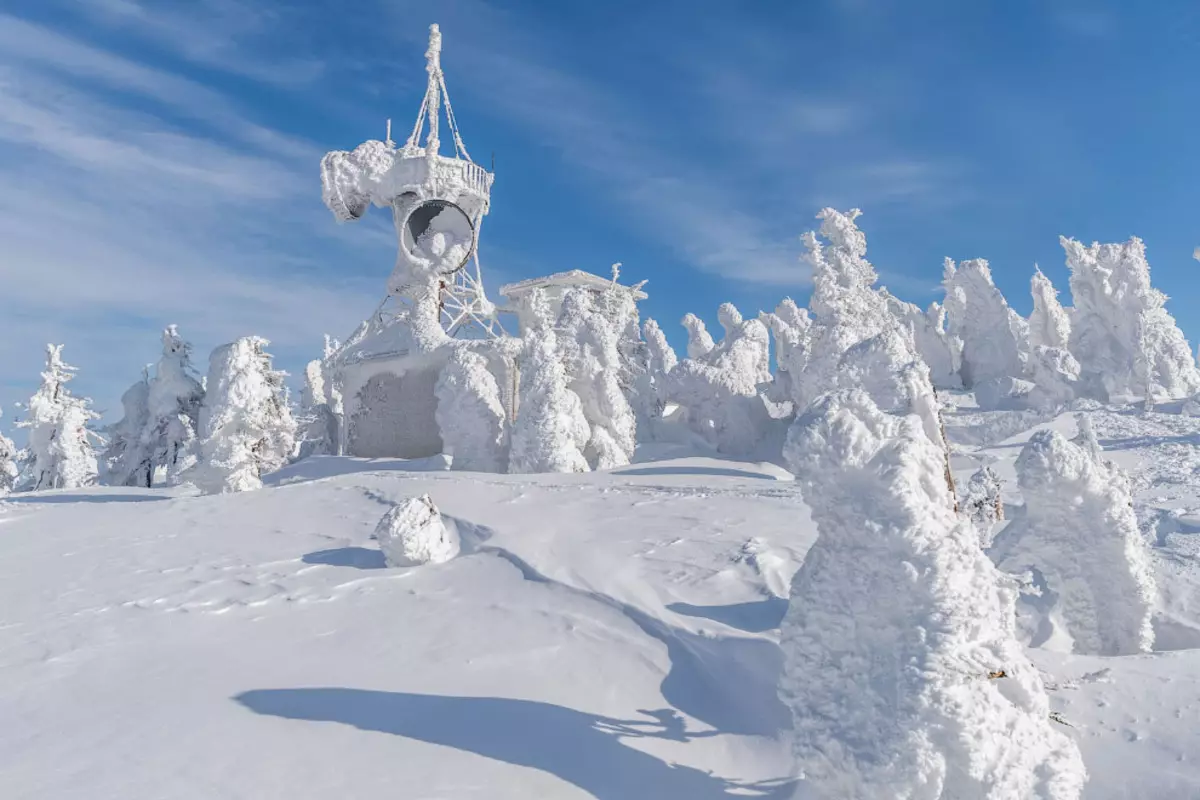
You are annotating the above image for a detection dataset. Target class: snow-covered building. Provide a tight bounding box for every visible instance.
[499,269,648,336]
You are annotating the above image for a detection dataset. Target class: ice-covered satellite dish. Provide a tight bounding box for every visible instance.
[400,199,475,275]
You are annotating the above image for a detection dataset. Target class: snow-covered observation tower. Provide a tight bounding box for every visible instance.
[320,23,498,338]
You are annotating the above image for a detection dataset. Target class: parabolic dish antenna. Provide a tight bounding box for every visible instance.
[400,199,476,276]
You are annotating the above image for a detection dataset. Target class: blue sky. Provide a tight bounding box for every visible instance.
[2,0,1200,431]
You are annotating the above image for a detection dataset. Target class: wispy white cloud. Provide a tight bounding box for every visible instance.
[1052,8,1118,39]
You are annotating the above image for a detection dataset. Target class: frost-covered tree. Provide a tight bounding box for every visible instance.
[681,313,715,361]
[1029,267,1071,351]
[886,297,959,389]
[435,348,508,472]
[964,466,1005,546]
[1062,236,1200,401]
[296,354,338,460]
[100,326,205,487]
[509,322,589,474]
[781,390,1086,799]
[0,410,18,496]
[761,298,812,403]
[19,345,101,491]
[942,258,1029,389]
[144,326,205,485]
[636,318,677,434]
[663,302,773,455]
[185,337,296,494]
[100,369,152,487]
[996,430,1156,656]
[792,209,899,410]
[556,290,636,469]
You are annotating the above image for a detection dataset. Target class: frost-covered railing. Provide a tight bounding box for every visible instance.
[321,143,493,223]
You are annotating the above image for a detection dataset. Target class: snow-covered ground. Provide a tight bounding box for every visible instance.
[3,409,1200,798]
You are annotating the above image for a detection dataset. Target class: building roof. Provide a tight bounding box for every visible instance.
[498,269,648,300]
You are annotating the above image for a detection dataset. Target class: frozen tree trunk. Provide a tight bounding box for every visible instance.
[509,328,589,474]
[375,494,460,567]
[998,430,1156,656]
[435,348,509,472]
[780,390,1086,800]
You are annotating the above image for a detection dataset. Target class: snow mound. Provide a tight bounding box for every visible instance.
[781,390,1086,799]
[375,494,460,567]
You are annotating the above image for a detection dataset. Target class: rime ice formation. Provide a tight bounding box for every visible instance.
[185,337,296,494]
[435,348,508,473]
[761,298,812,404]
[998,430,1156,656]
[0,411,17,496]
[663,302,773,455]
[1029,268,1071,351]
[375,494,460,567]
[100,327,205,487]
[793,209,898,411]
[943,258,1029,390]
[780,390,1086,800]
[887,297,959,389]
[296,358,338,459]
[509,320,589,475]
[557,290,637,469]
[19,345,100,491]
[101,369,152,487]
[1062,236,1200,401]
[964,466,1005,546]
[681,313,716,361]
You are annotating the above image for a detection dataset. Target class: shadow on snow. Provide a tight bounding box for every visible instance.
[235,689,793,799]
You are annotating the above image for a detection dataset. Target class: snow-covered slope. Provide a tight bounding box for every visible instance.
[3,419,1200,798]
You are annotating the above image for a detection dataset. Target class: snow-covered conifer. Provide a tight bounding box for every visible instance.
[296,357,338,459]
[642,318,677,377]
[99,369,152,487]
[435,348,508,472]
[1062,236,1200,401]
[1071,412,1102,462]
[792,209,897,410]
[964,465,1005,546]
[997,430,1156,655]
[942,258,1028,389]
[509,325,590,474]
[681,313,715,361]
[556,290,636,469]
[635,318,677,436]
[19,345,101,491]
[780,390,1086,799]
[144,325,205,485]
[185,337,296,494]
[0,410,17,495]
[1029,267,1071,350]
[761,298,811,403]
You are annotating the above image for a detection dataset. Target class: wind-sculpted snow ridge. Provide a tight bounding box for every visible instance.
[435,348,508,473]
[1062,236,1200,402]
[997,429,1156,656]
[781,390,1086,800]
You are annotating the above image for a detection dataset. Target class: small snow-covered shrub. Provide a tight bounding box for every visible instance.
[185,337,296,494]
[375,494,460,567]
[780,390,1086,799]
[997,429,1156,655]
[964,465,1004,546]
[19,345,101,491]
[435,348,508,472]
